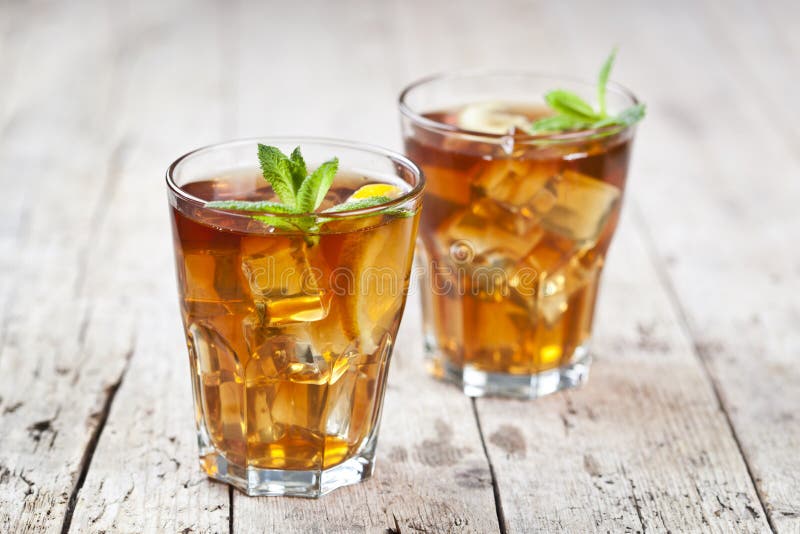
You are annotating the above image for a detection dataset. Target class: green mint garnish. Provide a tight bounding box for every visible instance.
[204,200,298,212]
[204,144,411,242]
[317,196,414,224]
[204,144,338,243]
[530,49,645,134]
[296,158,338,213]
[322,196,392,213]
[253,143,339,212]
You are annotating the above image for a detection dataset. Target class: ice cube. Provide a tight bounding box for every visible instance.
[439,198,543,259]
[464,249,516,301]
[540,170,621,246]
[473,159,561,212]
[240,236,329,325]
[537,252,602,326]
[522,232,577,276]
[322,340,371,437]
[248,331,330,385]
[324,364,358,437]
[329,343,360,384]
[419,165,474,206]
[181,251,245,317]
[462,297,531,363]
[188,322,244,449]
[510,232,591,323]
[244,355,284,443]
[459,248,543,316]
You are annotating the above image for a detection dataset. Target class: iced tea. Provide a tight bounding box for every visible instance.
[167,140,422,496]
[400,74,638,397]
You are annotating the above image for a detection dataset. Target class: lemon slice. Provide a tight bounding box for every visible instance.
[347,183,403,202]
[338,216,415,354]
[458,101,531,134]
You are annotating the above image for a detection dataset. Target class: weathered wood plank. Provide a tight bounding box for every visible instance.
[647,1,800,527]
[2,1,796,533]
[390,1,772,531]
[68,309,230,534]
[0,2,137,531]
[64,0,232,531]
[477,219,770,533]
[555,0,800,530]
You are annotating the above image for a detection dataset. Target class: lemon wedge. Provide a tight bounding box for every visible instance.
[338,216,414,354]
[457,101,531,134]
[347,183,403,202]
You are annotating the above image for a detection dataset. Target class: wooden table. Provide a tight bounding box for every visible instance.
[1,0,798,532]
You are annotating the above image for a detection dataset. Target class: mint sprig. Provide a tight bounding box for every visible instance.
[530,49,645,133]
[297,158,338,213]
[322,196,391,214]
[204,144,339,242]
[204,144,412,243]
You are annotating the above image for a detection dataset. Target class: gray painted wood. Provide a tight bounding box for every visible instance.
[552,1,800,530]
[0,0,797,532]
[477,220,770,533]
[0,1,137,531]
[63,0,232,532]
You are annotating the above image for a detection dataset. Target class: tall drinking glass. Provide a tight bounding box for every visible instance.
[399,72,638,398]
[167,138,423,496]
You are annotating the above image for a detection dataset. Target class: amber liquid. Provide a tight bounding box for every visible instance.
[171,174,418,471]
[405,107,632,375]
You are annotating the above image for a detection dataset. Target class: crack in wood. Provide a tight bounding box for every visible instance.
[3,402,25,415]
[471,399,507,534]
[19,470,35,498]
[227,485,233,534]
[620,466,646,534]
[633,204,776,533]
[59,343,135,534]
[27,407,61,451]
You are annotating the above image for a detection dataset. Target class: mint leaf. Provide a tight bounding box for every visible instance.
[288,146,307,194]
[530,114,589,133]
[317,195,396,224]
[257,144,296,207]
[296,158,338,212]
[531,48,643,134]
[204,145,350,246]
[322,195,391,214]
[545,90,599,121]
[597,48,616,115]
[206,200,300,213]
[252,214,307,231]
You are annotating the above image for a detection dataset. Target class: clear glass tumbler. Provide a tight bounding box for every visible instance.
[167,138,423,496]
[399,72,638,398]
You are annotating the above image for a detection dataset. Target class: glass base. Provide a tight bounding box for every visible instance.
[431,343,591,399]
[199,438,377,498]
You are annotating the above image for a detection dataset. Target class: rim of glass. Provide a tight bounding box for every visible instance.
[166,136,425,219]
[398,69,640,142]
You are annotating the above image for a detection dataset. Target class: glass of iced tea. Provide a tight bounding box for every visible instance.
[166,138,423,497]
[399,71,639,398]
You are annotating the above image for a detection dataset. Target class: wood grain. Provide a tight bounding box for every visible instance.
[0,2,135,531]
[477,220,770,533]
[552,1,800,530]
[0,0,798,532]
[63,0,232,532]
